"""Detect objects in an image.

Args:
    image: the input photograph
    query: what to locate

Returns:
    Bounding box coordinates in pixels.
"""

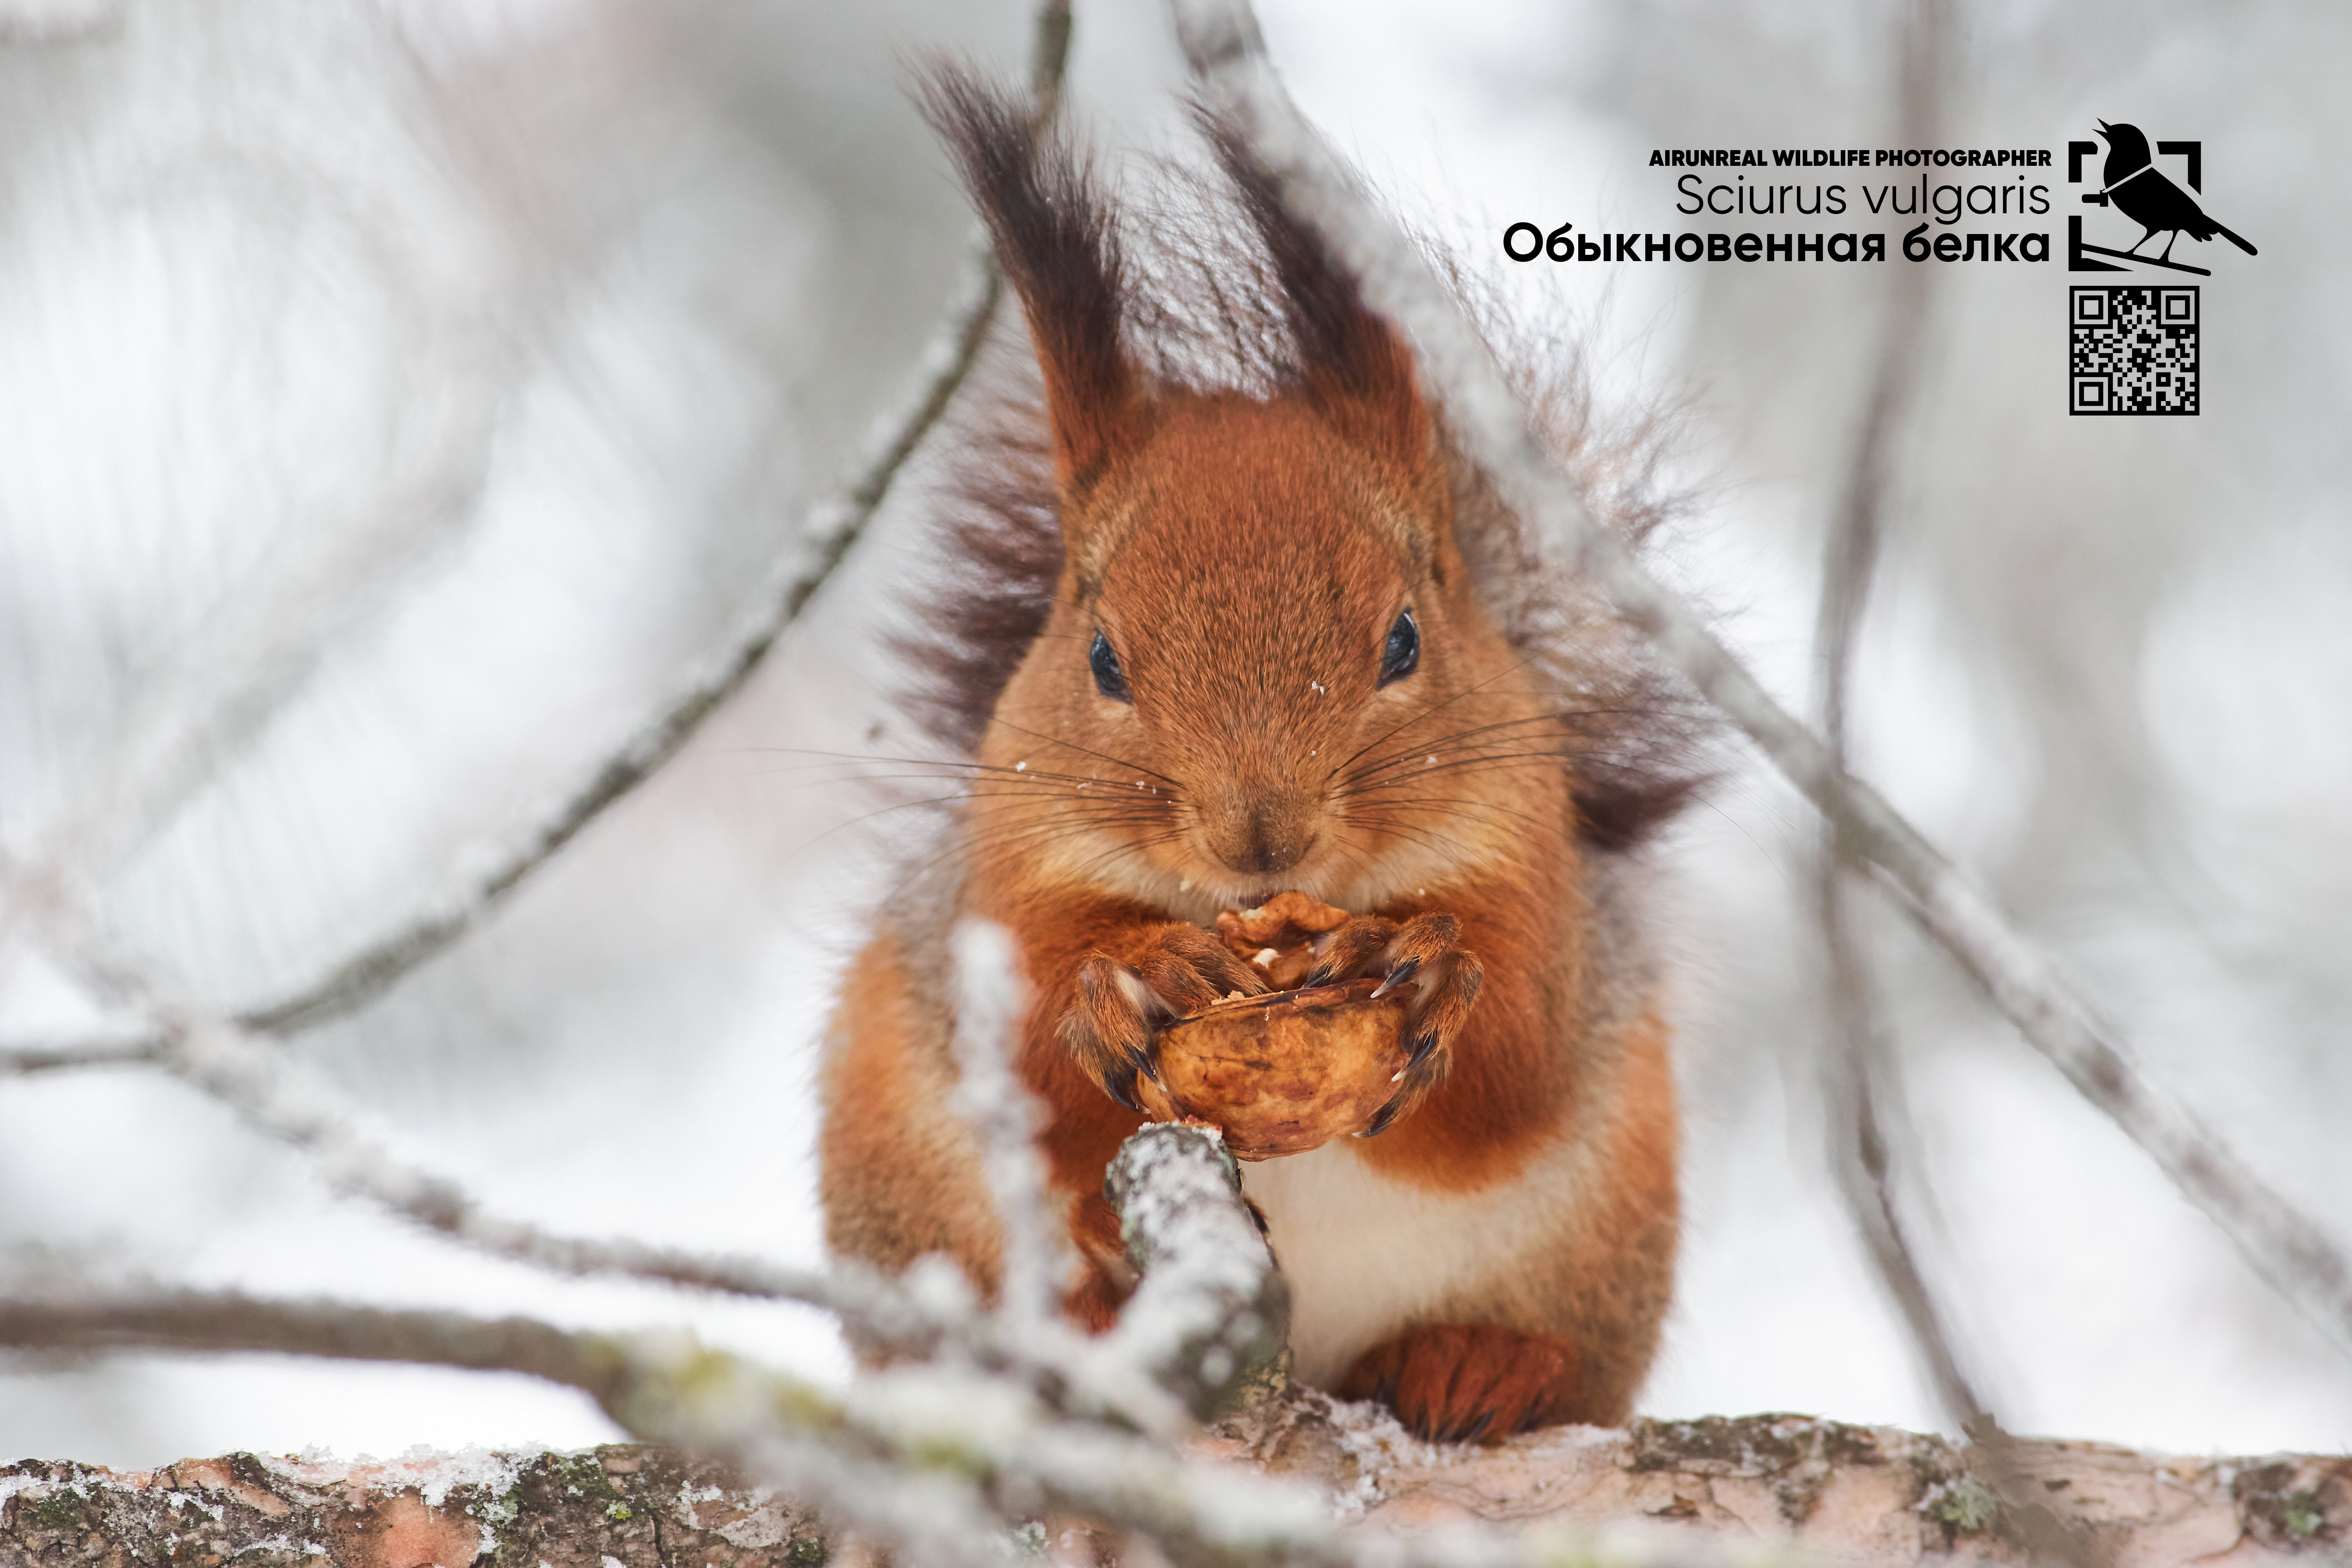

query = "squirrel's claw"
[1065,954,1162,1108]
[1309,911,1460,996]
[1138,951,1222,1014]
[1381,913,1462,988]
[1361,1042,1447,1136]
[1359,929,1481,1138]
[1303,914,1397,988]
[1152,923,1271,998]
[1406,943,1482,1055]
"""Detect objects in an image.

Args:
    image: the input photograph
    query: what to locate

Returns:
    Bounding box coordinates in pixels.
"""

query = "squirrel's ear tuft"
[1202,113,1428,473]
[920,65,1138,495]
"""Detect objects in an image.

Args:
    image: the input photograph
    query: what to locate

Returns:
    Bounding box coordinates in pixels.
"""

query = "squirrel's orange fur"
[819,70,1704,1441]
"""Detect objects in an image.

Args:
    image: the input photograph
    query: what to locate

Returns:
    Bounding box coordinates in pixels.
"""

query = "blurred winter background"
[2,0,2347,1468]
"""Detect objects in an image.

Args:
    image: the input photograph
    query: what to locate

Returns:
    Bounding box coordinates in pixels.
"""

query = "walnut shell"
[1134,977,1410,1160]
[1213,889,1353,991]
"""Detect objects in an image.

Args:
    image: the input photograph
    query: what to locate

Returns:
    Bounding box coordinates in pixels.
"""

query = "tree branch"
[1164,0,2352,1363]
[0,1292,624,1404]
[2,1444,831,1568]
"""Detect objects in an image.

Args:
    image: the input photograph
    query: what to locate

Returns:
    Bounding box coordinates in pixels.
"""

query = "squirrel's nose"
[1205,796,1319,877]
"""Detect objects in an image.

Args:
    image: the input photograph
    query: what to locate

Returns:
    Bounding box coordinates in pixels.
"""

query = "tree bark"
[0,1445,825,1568]
[8,1407,2344,1567]
[1209,1396,2349,1565]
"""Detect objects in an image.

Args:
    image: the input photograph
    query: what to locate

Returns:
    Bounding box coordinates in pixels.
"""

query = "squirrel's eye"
[1378,608,1419,686]
[1090,630,1132,702]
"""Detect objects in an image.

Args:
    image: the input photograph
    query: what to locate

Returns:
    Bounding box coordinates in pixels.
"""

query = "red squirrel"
[820,69,1705,1442]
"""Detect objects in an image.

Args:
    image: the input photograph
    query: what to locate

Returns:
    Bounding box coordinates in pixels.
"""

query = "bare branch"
[0,1038,160,1078]
[1809,0,1991,1437]
[1165,0,2352,1363]
[1028,0,1074,122]
[0,1291,625,1405]
[1815,892,1989,1427]
[0,844,947,1331]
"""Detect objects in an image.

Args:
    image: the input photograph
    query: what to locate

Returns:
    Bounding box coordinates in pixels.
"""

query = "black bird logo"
[2092,120,2257,263]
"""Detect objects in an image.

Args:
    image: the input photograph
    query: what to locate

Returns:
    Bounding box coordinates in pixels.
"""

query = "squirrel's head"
[925,71,1562,909]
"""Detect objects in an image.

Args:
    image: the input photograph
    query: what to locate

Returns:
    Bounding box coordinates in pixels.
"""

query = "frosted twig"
[948,919,1075,1331]
[0,842,931,1327]
[156,1014,878,1314]
[1166,0,2352,1362]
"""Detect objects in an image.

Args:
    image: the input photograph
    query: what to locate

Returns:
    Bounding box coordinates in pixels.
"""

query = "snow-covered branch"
[1102,1125,1291,1422]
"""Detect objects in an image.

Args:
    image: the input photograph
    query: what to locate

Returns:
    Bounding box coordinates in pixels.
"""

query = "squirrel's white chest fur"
[1238,1138,1573,1387]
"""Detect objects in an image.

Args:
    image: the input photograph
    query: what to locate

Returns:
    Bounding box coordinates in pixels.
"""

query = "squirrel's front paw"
[1061,926,1270,1111]
[1303,912,1485,1135]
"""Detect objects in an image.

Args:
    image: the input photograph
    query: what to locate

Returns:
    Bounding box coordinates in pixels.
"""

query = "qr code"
[2071,287,2198,415]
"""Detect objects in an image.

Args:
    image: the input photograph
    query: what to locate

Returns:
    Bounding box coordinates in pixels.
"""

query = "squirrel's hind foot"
[1336,1323,1584,1444]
